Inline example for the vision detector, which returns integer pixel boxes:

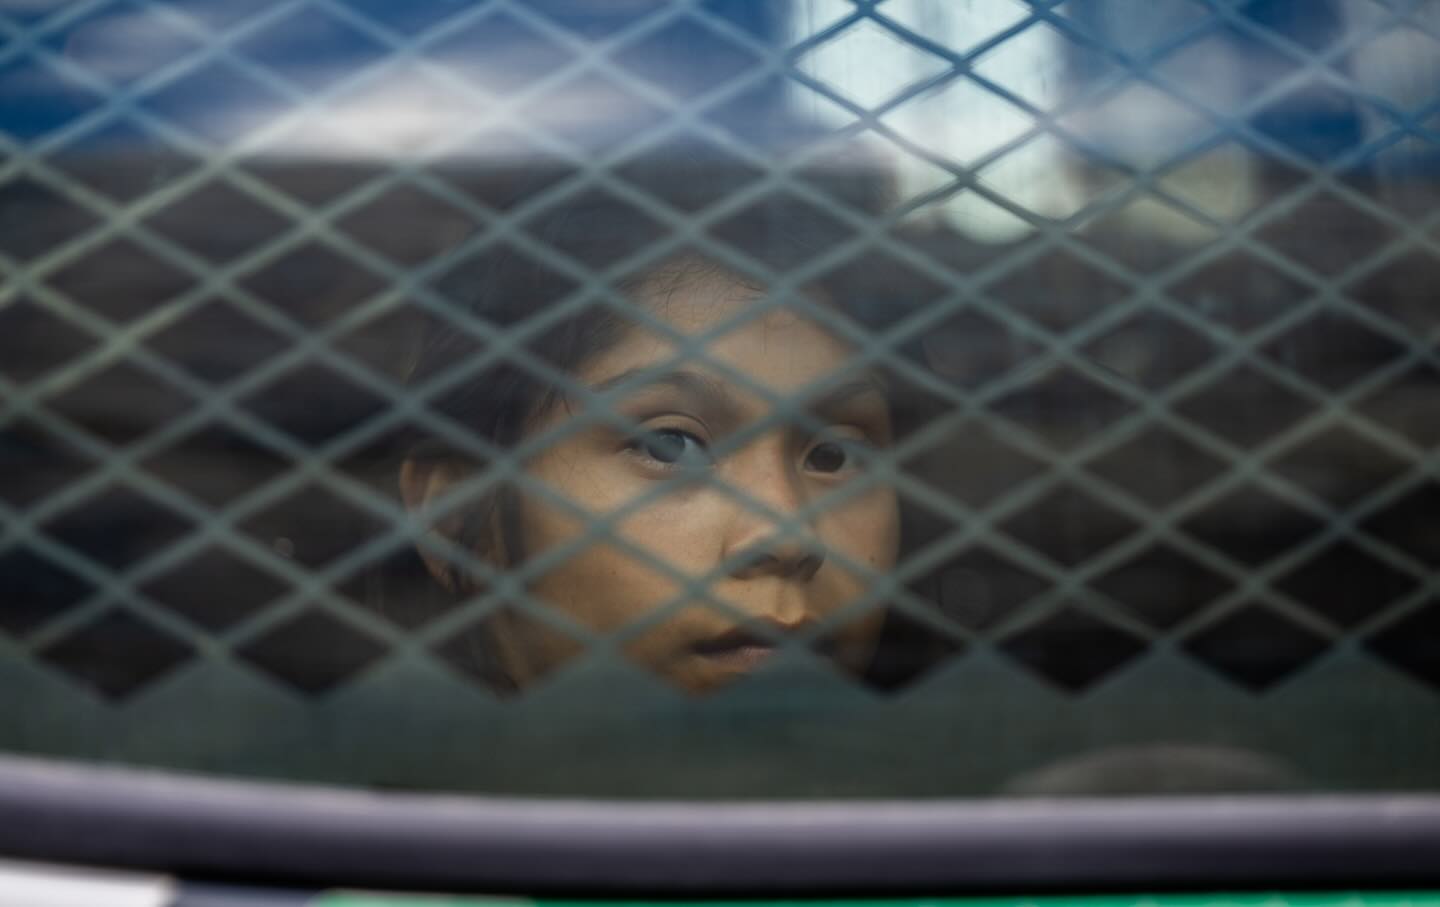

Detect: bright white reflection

[789,0,1067,243]
[1345,0,1440,175]
[275,68,487,159]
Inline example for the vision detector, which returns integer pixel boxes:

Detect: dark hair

[376,156,952,690]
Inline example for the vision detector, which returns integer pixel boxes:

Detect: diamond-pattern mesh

[2,0,1439,795]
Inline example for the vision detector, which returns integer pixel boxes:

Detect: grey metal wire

[1,0,1437,713]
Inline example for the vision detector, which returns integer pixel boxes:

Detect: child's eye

[804,437,872,474]
[628,428,713,469]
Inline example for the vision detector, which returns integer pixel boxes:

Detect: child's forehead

[620,293,847,359]
[628,267,837,339]
[577,279,862,395]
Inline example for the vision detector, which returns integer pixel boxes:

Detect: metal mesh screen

[2,0,1439,797]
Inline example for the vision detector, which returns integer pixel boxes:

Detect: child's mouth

[691,629,778,671]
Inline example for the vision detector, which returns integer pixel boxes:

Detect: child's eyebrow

[589,369,883,409]
[584,368,887,429]
[804,376,889,414]
[587,367,736,413]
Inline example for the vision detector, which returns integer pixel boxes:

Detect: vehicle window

[2,0,1438,799]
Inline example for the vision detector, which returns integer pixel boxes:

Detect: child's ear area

[398,456,475,592]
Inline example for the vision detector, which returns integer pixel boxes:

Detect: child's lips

[690,621,808,671]
[694,642,776,671]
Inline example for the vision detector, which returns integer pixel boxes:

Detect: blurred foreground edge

[0,754,1438,894]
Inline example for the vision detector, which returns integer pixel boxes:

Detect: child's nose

[721,454,824,582]
[727,542,825,582]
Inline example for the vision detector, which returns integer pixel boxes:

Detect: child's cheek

[614,485,726,577]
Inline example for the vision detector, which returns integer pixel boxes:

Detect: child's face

[497,269,900,694]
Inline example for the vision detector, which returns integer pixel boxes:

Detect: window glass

[2,0,1438,798]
